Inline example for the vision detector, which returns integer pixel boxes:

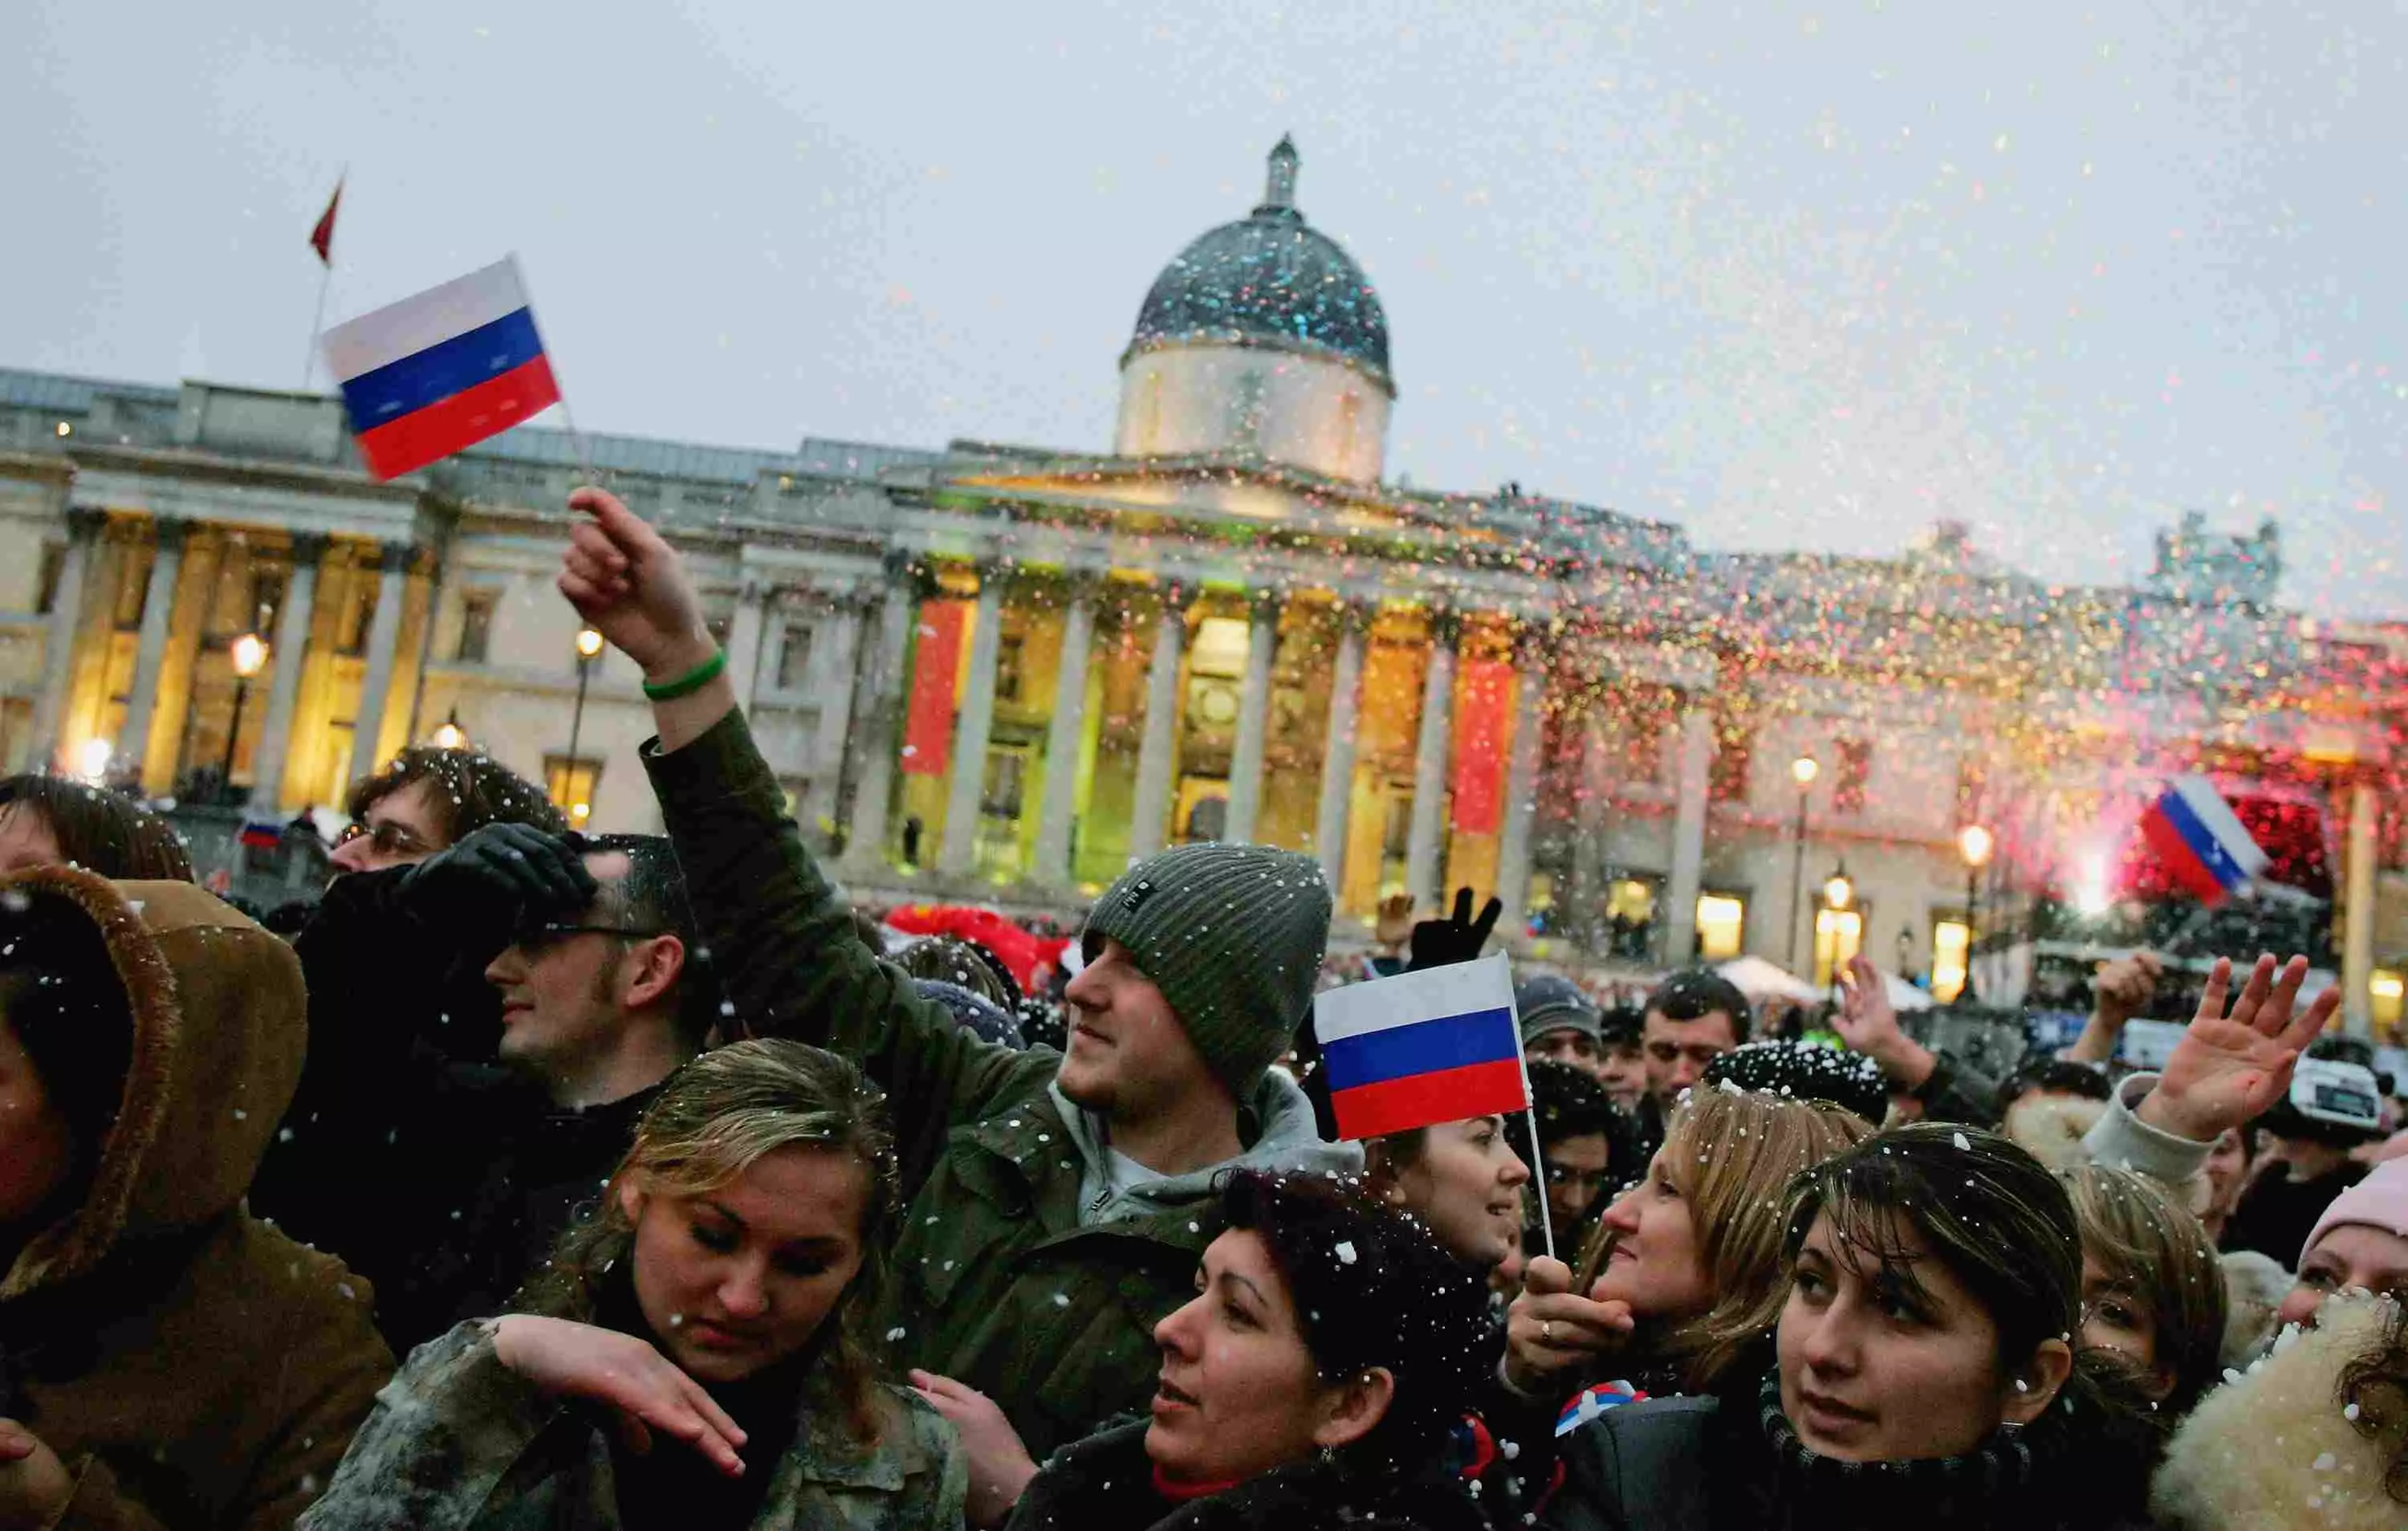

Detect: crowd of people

[0,483,2400,1529]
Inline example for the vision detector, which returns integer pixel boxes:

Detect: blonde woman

[1505,1080,1873,1400]
[2060,1165,2227,1419]
[304,1040,965,1531]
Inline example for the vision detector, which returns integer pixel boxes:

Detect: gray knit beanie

[1082,841,1332,1097]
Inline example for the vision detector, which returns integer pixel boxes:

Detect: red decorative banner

[1450,658,1514,836]
[900,599,970,776]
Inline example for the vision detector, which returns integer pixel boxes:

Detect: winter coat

[299,1321,966,1531]
[1542,1366,2154,1531]
[1007,1419,1488,1531]
[250,862,542,1350]
[0,869,394,1531]
[2152,1292,2408,1531]
[641,708,1360,1459]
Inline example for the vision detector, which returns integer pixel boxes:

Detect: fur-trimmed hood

[1,867,304,1300]
[2153,1293,2408,1531]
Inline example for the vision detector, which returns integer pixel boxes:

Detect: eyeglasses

[336,820,433,858]
[512,921,665,955]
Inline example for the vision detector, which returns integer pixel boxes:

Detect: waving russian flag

[1312,953,1531,1141]
[2139,776,2268,906]
[322,258,559,481]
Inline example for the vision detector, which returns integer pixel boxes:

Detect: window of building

[1709,725,1754,803]
[1931,917,1971,1003]
[454,589,498,664]
[1694,893,1746,961]
[776,621,814,690]
[543,754,602,829]
[249,568,288,639]
[1835,739,1872,815]
[35,544,66,616]
[981,747,1027,819]
[1813,907,1865,987]
[1188,616,1250,679]
[1606,876,1662,962]
[2370,969,2403,1042]
[995,633,1024,704]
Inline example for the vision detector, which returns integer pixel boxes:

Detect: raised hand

[490,1315,748,1477]
[1831,955,1935,1089]
[1407,886,1505,971]
[909,1370,1039,1527]
[2138,955,2340,1143]
[1503,1255,1634,1396]
[2093,951,2162,1021]
[559,487,715,682]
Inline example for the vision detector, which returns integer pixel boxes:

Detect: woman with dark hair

[0,774,192,880]
[1549,1123,2160,1530]
[303,1039,965,1531]
[1004,1169,1494,1531]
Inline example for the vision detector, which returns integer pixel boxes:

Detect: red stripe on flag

[354,355,559,480]
[900,600,969,776]
[1450,658,1513,836]
[1330,1057,1529,1141]
[309,181,342,265]
[2138,805,2229,906]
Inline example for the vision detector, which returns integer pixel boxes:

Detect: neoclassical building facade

[2,142,2402,1035]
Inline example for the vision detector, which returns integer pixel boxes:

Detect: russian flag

[1556,1379,1650,1437]
[1312,953,1531,1142]
[2138,776,2268,906]
[321,258,560,481]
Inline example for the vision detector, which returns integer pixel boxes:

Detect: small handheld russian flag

[1556,1379,1650,1437]
[2138,775,2268,907]
[322,257,560,481]
[1312,953,1531,1142]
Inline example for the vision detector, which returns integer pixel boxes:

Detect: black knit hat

[1702,1040,1889,1123]
[1082,842,1333,1097]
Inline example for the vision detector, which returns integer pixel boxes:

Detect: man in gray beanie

[561,483,1357,1523]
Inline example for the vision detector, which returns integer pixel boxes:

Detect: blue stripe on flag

[337,307,546,426]
[2156,788,2251,892]
[1320,1007,1520,1093]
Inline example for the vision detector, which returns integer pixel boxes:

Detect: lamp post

[432,709,466,751]
[1820,861,1854,990]
[1788,755,1820,971]
[1959,823,1995,1003]
[565,627,603,826]
[221,632,268,796]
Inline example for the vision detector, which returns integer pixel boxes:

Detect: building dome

[1124,138,1393,395]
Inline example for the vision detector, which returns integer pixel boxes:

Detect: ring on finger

[1540,1320,1555,1344]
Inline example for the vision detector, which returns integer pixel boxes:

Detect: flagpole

[1522,1107,1556,1264]
[300,260,335,392]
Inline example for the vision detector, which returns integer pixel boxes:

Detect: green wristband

[641,649,727,702]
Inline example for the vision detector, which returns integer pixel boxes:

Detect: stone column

[725,576,769,711]
[937,566,1007,877]
[115,518,191,784]
[806,592,870,841]
[150,532,224,790]
[348,541,414,776]
[1032,572,1100,884]
[1223,589,1283,844]
[1128,583,1190,863]
[1492,635,1551,945]
[843,553,923,869]
[1661,706,1715,964]
[32,509,104,772]
[1570,702,1614,951]
[1312,601,1370,883]
[1404,609,1462,912]
[247,533,329,814]
[2342,780,2379,1038]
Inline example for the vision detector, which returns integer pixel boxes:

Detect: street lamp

[432,709,467,751]
[564,627,604,827]
[1823,863,1854,912]
[1788,755,1820,971]
[221,632,268,796]
[1959,823,1995,1003]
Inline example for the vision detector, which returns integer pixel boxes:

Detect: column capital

[62,507,106,541]
[1061,567,1110,605]
[287,531,333,567]
[1154,577,1194,615]
[1425,605,1464,645]
[1247,587,1287,624]
[152,517,195,553]
[1511,621,1558,674]
[1328,595,1377,633]
[374,540,417,575]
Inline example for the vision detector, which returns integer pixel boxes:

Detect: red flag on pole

[309,180,343,266]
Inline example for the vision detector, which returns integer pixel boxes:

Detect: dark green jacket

[642,709,1357,1459]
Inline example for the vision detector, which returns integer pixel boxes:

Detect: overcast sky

[10,2,2404,614]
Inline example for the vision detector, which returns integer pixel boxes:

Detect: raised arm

[557,488,1047,1183]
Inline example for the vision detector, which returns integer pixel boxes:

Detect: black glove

[1407,886,1504,971]
[396,823,597,942]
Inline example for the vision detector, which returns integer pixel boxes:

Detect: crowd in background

[0,485,2401,1530]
